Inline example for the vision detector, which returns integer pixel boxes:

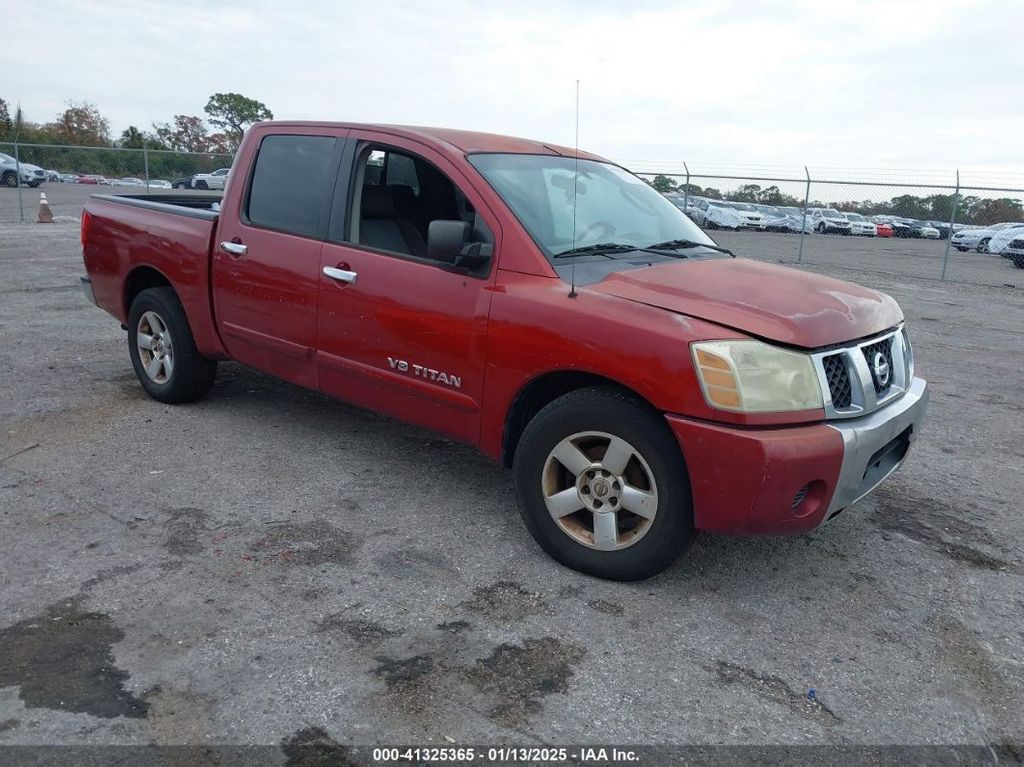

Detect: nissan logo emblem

[872,351,891,387]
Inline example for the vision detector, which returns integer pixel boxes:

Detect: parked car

[750,205,791,232]
[118,177,146,187]
[950,222,1022,252]
[80,120,928,581]
[690,198,743,229]
[1006,235,1024,268]
[924,220,953,240]
[191,167,231,190]
[78,175,103,185]
[171,177,194,189]
[808,208,852,234]
[843,212,877,236]
[984,224,1024,256]
[59,174,78,184]
[45,169,62,182]
[146,179,173,189]
[724,202,766,229]
[779,207,815,234]
[0,153,47,187]
[914,222,940,239]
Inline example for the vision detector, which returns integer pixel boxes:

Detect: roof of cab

[250,121,607,161]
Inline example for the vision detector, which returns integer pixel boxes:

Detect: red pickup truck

[81,121,928,580]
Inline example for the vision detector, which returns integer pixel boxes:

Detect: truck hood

[589,257,903,349]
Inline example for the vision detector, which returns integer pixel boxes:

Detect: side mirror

[427,220,490,270]
[428,220,470,263]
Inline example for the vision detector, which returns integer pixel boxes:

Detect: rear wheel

[128,287,217,404]
[1,171,16,187]
[513,387,694,581]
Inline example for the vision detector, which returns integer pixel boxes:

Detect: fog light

[791,480,826,519]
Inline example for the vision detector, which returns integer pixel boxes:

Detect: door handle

[323,266,358,284]
[220,241,247,257]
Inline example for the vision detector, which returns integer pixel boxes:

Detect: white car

[1006,235,1024,268]
[725,202,766,229]
[843,212,877,236]
[191,167,231,190]
[690,199,761,230]
[0,153,46,187]
[118,177,146,187]
[146,179,172,189]
[808,208,853,234]
[950,222,1023,253]
[916,223,940,239]
[985,224,1024,256]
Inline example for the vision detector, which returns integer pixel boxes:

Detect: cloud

[2,0,1022,183]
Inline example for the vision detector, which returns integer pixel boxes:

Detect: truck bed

[82,192,228,360]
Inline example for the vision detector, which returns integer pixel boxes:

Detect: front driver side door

[315,132,502,443]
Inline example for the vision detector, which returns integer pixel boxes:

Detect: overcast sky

[4,0,1022,185]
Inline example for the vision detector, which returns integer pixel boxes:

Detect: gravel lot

[0,222,1022,754]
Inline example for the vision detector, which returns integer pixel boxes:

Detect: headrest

[361,185,394,219]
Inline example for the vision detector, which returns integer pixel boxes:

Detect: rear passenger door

[316,132,501,443]
[213,128,347,389]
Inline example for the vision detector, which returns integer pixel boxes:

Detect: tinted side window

[247,135,336,238]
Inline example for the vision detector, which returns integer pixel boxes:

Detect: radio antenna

[568,79,580,299]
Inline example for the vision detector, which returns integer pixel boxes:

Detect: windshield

[845,213,865,221]
[468,154,714,258]
[824,209,843,217]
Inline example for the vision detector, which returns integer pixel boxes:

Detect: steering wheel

[577,220,616,241]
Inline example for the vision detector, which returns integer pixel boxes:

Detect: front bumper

[666,377,928,536]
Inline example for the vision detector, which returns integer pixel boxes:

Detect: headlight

[691,340,823,413]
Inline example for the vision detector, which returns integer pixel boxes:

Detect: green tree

[48,101,111,145]
[0,98,11,139]
[153,115,212,153]
[728,183,762,202]
[204,93,273,149]
[648,174,678,193]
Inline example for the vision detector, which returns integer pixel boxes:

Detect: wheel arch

[501,370,660,468]
[124,265,174,317]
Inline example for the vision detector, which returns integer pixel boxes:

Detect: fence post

[14,141,25,223]
[940,169,960,281]
[143,148,151,195]
[682,162,690,215]
[797,166,810,264]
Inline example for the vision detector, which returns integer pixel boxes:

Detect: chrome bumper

[822,377,928,521]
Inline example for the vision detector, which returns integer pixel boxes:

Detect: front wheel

[195,180,208,190]
[1,171,17,187]
[977,238,991,253]
[128,287,217,404]
[513,387,694,581]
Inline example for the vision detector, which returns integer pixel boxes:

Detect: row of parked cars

[0,152,231,191]
[665,193,1024,255]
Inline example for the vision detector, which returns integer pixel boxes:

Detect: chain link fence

[2,143,1022,286]
[631,165,1024,288]
[0,142,234,223]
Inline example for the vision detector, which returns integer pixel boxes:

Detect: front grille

[861,338,895,396]
[823,354,852,408]
[1010,238,1024,249]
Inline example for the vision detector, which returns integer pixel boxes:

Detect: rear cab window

[246,134,337,238]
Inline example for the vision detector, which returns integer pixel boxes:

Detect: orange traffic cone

[37,192,54,224]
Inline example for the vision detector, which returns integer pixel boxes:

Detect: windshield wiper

[552,243,641,258]
[645,239,736,258]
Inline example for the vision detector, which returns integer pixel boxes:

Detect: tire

[977,238,990,254]
[127,287,217,404]
[815,222,825,234]
[195,180,208,190]
[513,387,694,581]
[1012,256,1024,269]
[954,246,968,252]
[1,171,16,188]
